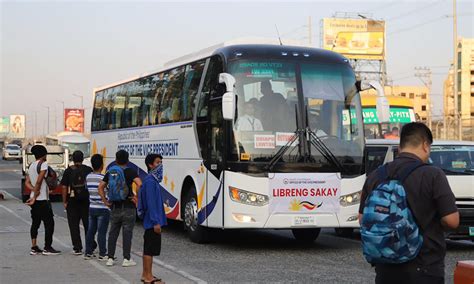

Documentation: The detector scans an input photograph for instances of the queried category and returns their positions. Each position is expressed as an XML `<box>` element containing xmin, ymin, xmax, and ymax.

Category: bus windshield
<box><xmin>228</xmin><ymin>59</ymin><xmax>364</xmax><ymax>173</ymax></box>
<box><xmin>430</xmin><ymin>145</ymin><xmax>474</xmax><ymax>175</ymax></box>
<box><xmin>62</xmin><ymin>142</ymin><xmax>90</xmax><ymax>158</ymax></box>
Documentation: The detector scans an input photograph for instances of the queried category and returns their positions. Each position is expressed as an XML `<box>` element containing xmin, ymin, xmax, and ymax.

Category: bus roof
<box><xmin>93</xmin><ymin>38</ymin><xmax>349</xmax><ymax>93</ymax></box>
<box><xmin>361</xmin><ymin>95</ymin><xmax>414</xmax><ymax>108</ymax></box>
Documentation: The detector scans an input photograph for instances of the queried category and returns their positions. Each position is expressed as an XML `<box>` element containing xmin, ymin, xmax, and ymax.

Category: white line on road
<box><xmin>0</xmin><ymin>203</ymin><xmax>130</xmax><ymax>284</ymax></box>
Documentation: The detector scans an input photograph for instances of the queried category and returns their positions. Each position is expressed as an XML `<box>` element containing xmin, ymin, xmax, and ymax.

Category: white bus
<box><xmin>91</xmin><ymin>39</ymin><xmax>369</xmax><ymax>243</ymax></box>
<box><xmin>46</xmin><ymin>131</ymin><xmax>91</xmax><ymax>159</ymax></box>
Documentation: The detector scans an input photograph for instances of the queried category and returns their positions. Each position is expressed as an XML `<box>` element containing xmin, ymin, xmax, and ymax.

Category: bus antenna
<box><xmin>274</xmin><ymin>24</ymin><xmax>283</xmax><ymax>45</ymax></box>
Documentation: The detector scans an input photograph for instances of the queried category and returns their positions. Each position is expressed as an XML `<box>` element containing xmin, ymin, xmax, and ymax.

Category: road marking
<box><xmin>0</xmin><ymin>204</ymin><xmax>130</xmax><ymax>284</ymax></box>
<box><xmin>131</xmin><ymin>249</ymin><xmax>207</xmax><ymax>284</ymax></box>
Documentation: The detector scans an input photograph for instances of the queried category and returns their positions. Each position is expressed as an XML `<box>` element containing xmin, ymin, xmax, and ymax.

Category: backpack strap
<box><xmin>398</xmin><ymin>162</ymin><xmax>428</xmax><ymax>183</ymax></box>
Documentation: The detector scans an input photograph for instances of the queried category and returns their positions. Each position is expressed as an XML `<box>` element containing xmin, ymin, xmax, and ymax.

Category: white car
<box><xmin>2</xmin><ymin>144</ymin><xmax>22</xmax><ymax>160</ymax></box>
<box><xmin>366</xmin><ymin>139</ymin><xmax>474</xmax><ymax>241</ymax></box>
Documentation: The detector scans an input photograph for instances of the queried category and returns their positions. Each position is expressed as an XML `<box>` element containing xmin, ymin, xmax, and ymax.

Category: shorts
<box><xmin>143</xmin><ymin>228</ymin><xmax>161</xmax><ymax>256</ymax></box>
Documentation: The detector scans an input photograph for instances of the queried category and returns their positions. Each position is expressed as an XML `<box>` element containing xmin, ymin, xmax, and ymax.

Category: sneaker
<box><xmin>122</xmin><ymin>258</ymin><xmax>137</xmax><ymax>267</ymax></box>
<box><xmin>98</xmin><ymin>255</ymin><xmax>108</xmax><ymax>261</ymax></box>
<box><xmin>106</xmin><ymin>258</ymin><xmax>115</xmax><ymax>266</ymax></box>
<box><xmin>72</xmin><ymin>249</ymin><xmax>82</xmax><ymax>255</ymax></box>
<box><xmin>83</xmin><ymin>254</ymin><xmax>96</xmax><ymax>260</ymax></box>
<box><xmin>30</xmin><ymin>246</ymin><xmax>43</xmax><ymax>255</ymax></box>
<box><xmin>42</xmin><ymin>247</ymin><xmax>61</xmax><ymax>255</ymax></box>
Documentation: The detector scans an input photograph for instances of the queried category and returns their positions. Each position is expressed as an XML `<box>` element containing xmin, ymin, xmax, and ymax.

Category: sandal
<box><xmin>141</xmin><ymin>276</ymin><xmax>161</xmax><ymax>283</ymax></box>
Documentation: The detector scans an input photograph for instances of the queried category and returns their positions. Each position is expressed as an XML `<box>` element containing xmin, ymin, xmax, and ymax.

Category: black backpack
<box><xmin>70</xmin><ymin>165</ymin><xmax>88</xmax><ymax>200</ymax></box>
<box><xmin>36</xmin><ymin>161</ymin><xmax>58</xmax><ymax>190</ymax></box>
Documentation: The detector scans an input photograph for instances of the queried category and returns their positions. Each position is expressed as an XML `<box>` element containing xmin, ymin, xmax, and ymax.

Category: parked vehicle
<box><xmin>366</xmin><ymin>139</ymin><xmax>474</xmax><ymax>241</ymax></box>
<box><xmin>2</xmin><ymin>144</ymin><xmax>22</xmax><ymax>160</ymax></box>
<box><xmin>21</xmin><ymin>145</ymin><xmax>69</xmax><ymax>202</ymax></box>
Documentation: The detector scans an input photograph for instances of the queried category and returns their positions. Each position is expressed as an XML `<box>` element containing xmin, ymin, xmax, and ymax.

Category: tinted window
<box><xmin>110</xmin><ymin>84</ymin><xmax>127</xmax><ymax>129</ymax></box>
<box><xmin>140</xmin><ymin>74</ymin><xmax>160</xmax><ymax>126</ymax></box>
<box><xmin>160</xmin><ymin>67</ymin><xmax>185</xmax><ymax>123</ymax></box>
<box><xmin>126</xmin><ymin>81</ymin><xmax>143</xmax><ymax>128</ymax></box>
<box><xmin>182</xmin><ymin>60</ymin><xmax>206</xmax><ymax>120</ymax></box>
<box><xmin>92</xmin><ymin>91</ymin><xmax>104</xmax><ymax>131</ymax></box>
<box><xmin>365</xmin><ymin>146</ymin><xmax>389</xmax><ymax>174</ymax></box>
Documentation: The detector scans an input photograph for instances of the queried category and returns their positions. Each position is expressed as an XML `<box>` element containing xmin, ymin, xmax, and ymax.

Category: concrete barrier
<box><xmin>454</xmin><ymin>260</ymin><xmax>474</xmax><ymax>284</ymax></box>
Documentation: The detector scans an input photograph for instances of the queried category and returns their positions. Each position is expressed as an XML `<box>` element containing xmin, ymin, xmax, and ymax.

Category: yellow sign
<box><xmin>323</xmin><ymin>18</ymin><xmax>385</xmax><ymax>60</ymax></box>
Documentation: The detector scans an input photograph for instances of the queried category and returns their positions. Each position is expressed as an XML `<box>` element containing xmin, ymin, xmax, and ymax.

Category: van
<box><xmin>366</xmin><ymin>139</ymin><xmax>474</xmax><ymax>241</ymax></box>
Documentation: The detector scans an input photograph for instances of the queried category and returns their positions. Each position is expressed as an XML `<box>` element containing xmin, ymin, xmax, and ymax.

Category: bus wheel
<box><xmin>291</xmin><ymin>228</ymin><xmax>321</xmax><ymax>243</ymax></box>
<box><xmin>334</xmin><ymin>228</ymin><xmax>354</xmax><ymax>238</ymax></box>
<box><xmin>183</xmin><ymin>188</ymin><xmax>209</xmax><ymax>243</ymax></box>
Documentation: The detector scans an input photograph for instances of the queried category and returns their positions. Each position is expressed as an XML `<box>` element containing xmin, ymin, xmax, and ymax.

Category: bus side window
<box><xmin>365</xmin><ymin>146</ymin><xmax>389</xmax><ymax>175</ymax></box>
<box><xmin>141</xmin><ymin>74</ymin><xmax>159</xmax><ymax>126</ymax></box>
<box><xmin>126</xmin><ymin>81</ymin><xmax>143</xmax><ymax>128</ymax></box>
<box><xmin>182</xmin><ymin>60</ymin><xmax>206</xmax><ymax>121</ymax></box>
<box><xmin>151</xmin><ymin>73</ymin><xmax>165</xmax><ymax>125</ymax></box>
<box><xmin>92</xmin><ymin>91</ymin><xmax>104</xmax><ymax>131</ymax></box>
<box><xmin>160</xmin><ymin>66</ymin><xmax>185</xmax><ymax>124</ymax></box>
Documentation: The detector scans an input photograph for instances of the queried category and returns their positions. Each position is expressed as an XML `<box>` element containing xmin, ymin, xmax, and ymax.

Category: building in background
<box><xmin>443</xmin><ymin>37</ymin><xmax>474</xmax><ymax>141</ymax></box>
<box><xmin>361</xmin><ymin>85</ymin><xmax>430</xmax><ymax>123</ymax></box>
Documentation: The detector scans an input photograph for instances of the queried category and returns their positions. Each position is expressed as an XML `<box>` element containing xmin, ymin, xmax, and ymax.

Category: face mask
<box><xmin>150</xmin><ymin>163</ymin><xmax>163</xmax><ymax>182</ymax></box>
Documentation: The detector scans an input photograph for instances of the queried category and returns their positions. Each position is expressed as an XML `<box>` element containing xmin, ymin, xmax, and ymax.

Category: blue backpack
<box><xmin>107</xmin><ymin>165</ymin><xmax>129</xmax><ymax>202</ymax></box>
<box><xmin>361</xmin><ymin>162</ymin><xmax>425</xmax><ymax>264</ymax></box>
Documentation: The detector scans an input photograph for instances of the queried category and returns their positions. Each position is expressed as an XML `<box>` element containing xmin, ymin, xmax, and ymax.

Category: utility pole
<box><xmin>42</xmin><ymin>106</ymin><xmax>50</xmax><ymax>134</ymax></box>
<box><xmin>453</xmin><ymin>0</ymin><xmax>460</xmax><ymax>140</ymax></box>
<box><xmin>308</xmin><ymin>16</ymin><xmax>312</xmax><ymax>46</ymax></box>
<box><xmin>57</xmin><ymin>100</ymin><xmax>65</xmax><ymax>131</ymax></box>
<box><xmin>414</xmin><ymin>67</ymin><xmax>433</xmax><ymax>131</ymax></box>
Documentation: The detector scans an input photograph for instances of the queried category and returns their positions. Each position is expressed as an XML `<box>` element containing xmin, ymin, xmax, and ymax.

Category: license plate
<box><xmin>469</xmin><ymin>227</ymin><xmax>474</xmax><ymax>237</ymax></box>
<box><xmin>292</xmin><ymin>216</ymin><xmax>315</xmax><ymax>227</ymax></box>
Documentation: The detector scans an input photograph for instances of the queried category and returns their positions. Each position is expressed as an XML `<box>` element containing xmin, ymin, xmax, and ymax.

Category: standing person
<box><xmin>359</xmin><ymin>122</ymin><xmax>459</xmax><ymax>284</ymax></box>
<box><xmin>61</xmin><ymin>150</ymin><xmax>93</xmax><ymax>255</ymax></box>
<box><xmin>25</xmin><ymin>145</ymin><xmax>61</xmax><ymax>255</ymax></box>
<box><xmin>98</xmin><ymin>150</ymin><xmax>142</xmax><ymax>267</ymax></box>
<box><xmin>138</xmin><ymin>154</ymin><xmax>167</xmax><ymax>284</ymax></box>
<box><xmin>84</xmin><ymin>154</ymin><xmax>110</xmax><ymax>260</ymax></box>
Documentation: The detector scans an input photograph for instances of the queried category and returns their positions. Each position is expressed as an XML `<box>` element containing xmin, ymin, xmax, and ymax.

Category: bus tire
<box><xmin>334</xmin><ymin>228</ymin><xmax>354</xmax><ymax>238</ymax></box>
<box><xmin>291</xmin><ymin>228</ymin><xmax>321</xmax><ymax>243</ymax></box>
<box><xmin>183</xmin><ymin>186</ymin><xmax>209</xmax><ymax>244</ymax></box>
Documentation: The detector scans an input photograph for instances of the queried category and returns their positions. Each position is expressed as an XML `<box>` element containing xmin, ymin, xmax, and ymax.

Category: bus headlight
<box><xmin>229</xmin><ymin>186</ymin><xmax>269</xmax><ymax>206</ymax></box>
<box><xmin>339</xmin><ymin>191</ymin><xmax>361</xmax><ymax>207</ymax></box>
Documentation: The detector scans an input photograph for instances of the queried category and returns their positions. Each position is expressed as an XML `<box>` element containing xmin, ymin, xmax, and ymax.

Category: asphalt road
<box><xmin>1</xmin><ymin>156</ymin><xmax>473</xmax><ymax>283</ymax></box>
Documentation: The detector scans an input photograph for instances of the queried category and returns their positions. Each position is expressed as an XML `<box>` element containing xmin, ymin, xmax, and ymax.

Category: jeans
<box><xmin>85</xmin><ymin>208</ymin><xmax>110</xmax><ymax>256</ymax></box>
<box><xmin>30</xmin><ymin>200</ymin><xmax>55</xmax><ymax>248</ymax></box>
<box><xmin>107</xmin><ymin>207</ymin><xmax>136</xmax><ymax>260</ymax></box>
<box><xmin>66</xmin><ymin>199</ymin><xmax>89</xmax><ymax>251</ymax></box>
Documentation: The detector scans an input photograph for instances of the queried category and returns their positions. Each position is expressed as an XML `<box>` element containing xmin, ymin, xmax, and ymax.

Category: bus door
<box><xmin>195</xmin><ymin>56</ymin><xmax>225</xmax><ymax>228</ymax></box>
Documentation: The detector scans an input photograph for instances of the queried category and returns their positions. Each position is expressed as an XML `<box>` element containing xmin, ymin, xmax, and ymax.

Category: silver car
<box><xmin>2</xmin><ymin>144</ymin><xmax>21</xmax><ymax>160</ymax></box>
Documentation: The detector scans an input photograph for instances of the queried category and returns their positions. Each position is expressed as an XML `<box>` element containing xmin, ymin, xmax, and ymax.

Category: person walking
<box><xmin>359</xmin><ymin>122</ymin><xmax>459</xmax><ymax>284</ymax></box>
<box><xmin>25</xmin><ymin>145</ymin><xmax>61</xmax><ymax>255</ymax></box>
<box><xmin>84</xmin><ymin>154</ymin><xmax>110</xmax><ymax>260</ymax></box>
<box><xmin>61</xmin><ymin>150</ymin><xmax>93</xmax><ymax>255</ymax></box>
<box><xmin>138</xmin><ymin>154</ymin><xmax>167</xmax><ymax>284</ymax></box>
<box><xmin>98</xmin><ymin>150</ymin><xmax>142</xmax><ymax>267</ymax></box>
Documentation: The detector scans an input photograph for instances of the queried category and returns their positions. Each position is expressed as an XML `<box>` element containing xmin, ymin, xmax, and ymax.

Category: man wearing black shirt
<box><xmin>359</xmin><ymin>122</ymin><xmax>459</xmax><ymax>284</ymax></box>
<box><xmin>98</xmin><ymin>150</ymin><xmax>142</xmax><ymax>267</ymax></box>
<box><xmin>61</xmin><ymin>150</ymin><xmax>93</xmax><ymax>255</ymax></box>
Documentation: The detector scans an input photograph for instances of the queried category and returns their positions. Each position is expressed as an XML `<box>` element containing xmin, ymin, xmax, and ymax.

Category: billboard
<box><xmin>0</xmin><ymin>117</ymin><xmax>9</xmax><ymax>134</ymax></box>
<box><xmin>322</xmin><ymin>18</ymin><xmax>385</xmax><ymax>60</ymax></box>
<box><xmin>9</xmin><ymin>115</ymin><xmax>26</xmax><ymax>139</ymax></box>
<box><xmin>64</xmin><ymin>108</ymin><xmax>85</xmax><ymax>133</ymax></box>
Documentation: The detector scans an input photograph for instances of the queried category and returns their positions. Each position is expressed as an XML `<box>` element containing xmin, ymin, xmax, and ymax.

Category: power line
<box><xmin>386</xmin><ymin>0</ymin><xmax>444</xmax><ymax>21</ymax></box>
<box><xmin>365</xmin><ymin>0</ymin><xmax>399</xmax><ymax>13</ymax></box>
<box><xmin>388</xmin><ymin>15</ymin><xmax>448</xmax><ymax>35</ymax></box>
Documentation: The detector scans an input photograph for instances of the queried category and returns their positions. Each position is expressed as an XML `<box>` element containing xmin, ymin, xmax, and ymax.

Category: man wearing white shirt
<box><xmin>26</xmin><ymin>145</ymin><xmax>61</xmax><ymax>255</ymax></box>
<box><xmin>235</xmin><ymin>101</ymin><xmax>263</xmax><ymax>131</ymax></box>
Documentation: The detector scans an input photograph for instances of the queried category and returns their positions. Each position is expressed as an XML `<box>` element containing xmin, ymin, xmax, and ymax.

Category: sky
<box><xmin>1</xmin><ymin>0</ymin><xmax>473</xmax><ymax>137</ymax></box>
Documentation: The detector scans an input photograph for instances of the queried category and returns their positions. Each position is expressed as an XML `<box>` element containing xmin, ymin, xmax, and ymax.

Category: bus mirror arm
<box><xmin>356</xmin><ymin>80</ymin><xmax>390</xmax><ymax>123</ymax></box>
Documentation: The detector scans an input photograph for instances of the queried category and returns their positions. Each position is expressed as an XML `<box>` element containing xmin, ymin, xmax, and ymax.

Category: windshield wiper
<box><xmin>306</xmin><ymin>128</ymin><xmax>345</xmax><ymax>174</ymax></box>
<box><xmin>265</xmin><ymin>129</ymin><xmax>303</xmax><ymax>172</ymax></box>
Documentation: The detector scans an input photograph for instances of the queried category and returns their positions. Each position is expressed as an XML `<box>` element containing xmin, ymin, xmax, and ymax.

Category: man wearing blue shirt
<box><xmin>138</xmin><ymin>154</ymin><xmax>167</xmax><ymax>284</ymax></box>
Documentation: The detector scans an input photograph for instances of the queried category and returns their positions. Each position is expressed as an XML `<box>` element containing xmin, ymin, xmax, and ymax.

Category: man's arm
<box><xmin>60</xmin><ymin>168</ymin><xmax>69</xmax><ymax>209</ymax></box>
<box><xmin>26</xmin><ymin>170</ymin><xmax>46</xmax><ymax>205</ymax></box>
<box><xmin>133</xmin><ymin>177</ymin><xmax>142</xmax><ymax>191</ymax></box>
<box><xmin>98</xmin><ymin>181</ymin><xmax>110</xmax><ymax>207</ymax></box>
<box><xmin>62</xmin><ymin>185</ymin><xmax>68</xmax><ymax>208</ymax></box>
<box><xmin>25</xmin><ymin>175</ymin><xmax>34</xmax><ymax>191</ymax></box>
<box><xmin>441</xmin><ymin>212</ymin><xmax>460</xmax><ymax>229</ymax></box>
<box><xmin>145</xmin><ymin>181</ymin><xmax>162</xmax><ymax>234</ymax></box>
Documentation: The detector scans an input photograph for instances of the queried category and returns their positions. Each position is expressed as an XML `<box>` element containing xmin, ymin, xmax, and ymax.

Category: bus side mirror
<box><xmin>356</xmin><ymin>79</ymin><xmax>390</xmax><ymax>123</ymax></box>
<box><xmin>219</xmin><ymin>73</ymin><xmax>236</xmax><ymax>121</ymax></box>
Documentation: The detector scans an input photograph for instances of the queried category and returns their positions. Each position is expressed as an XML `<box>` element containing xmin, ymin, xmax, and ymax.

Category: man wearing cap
<box><xmin>25</xmin><ymin>145</ymin><xmax>61</xmax><ymax>255</ymax></box>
